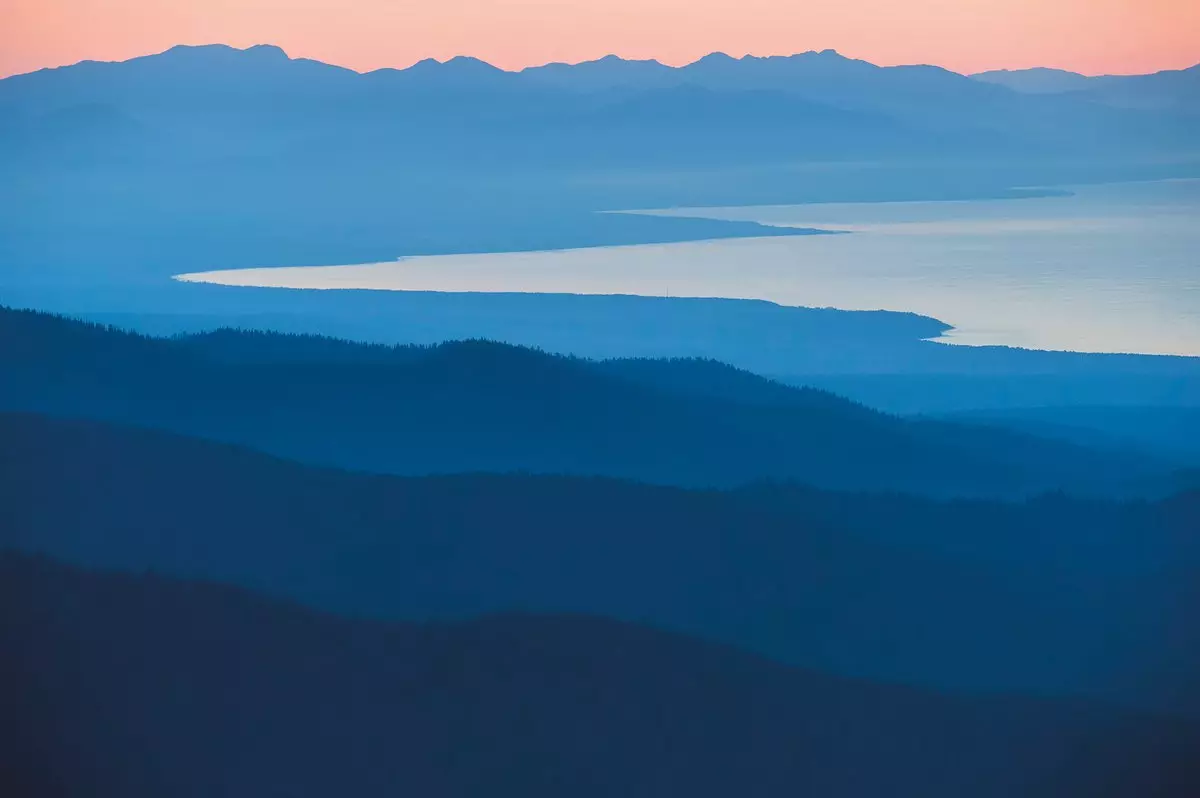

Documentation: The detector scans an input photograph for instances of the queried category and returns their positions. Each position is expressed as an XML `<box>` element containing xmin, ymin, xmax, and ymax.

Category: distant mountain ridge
<box><xmin>971</xmin><ymin>63</ymin><xmax>1200</xmax><ymax>110</ymax></box>
<box><xmin>6</xmin><ymin>43</ymin><xmax>1194</xmax><ymax>114</ymax></box>
<box><xmin>3</xmin><ymin>42</ymin><xmax>1194</xmax><ymax>147</ymax></box>
<box><xmin>3</xmin><ymin>41</ymin><xmax>1196</xmax><ymax>294</ymax></box>
<box><xmin>11</xmin><ymin>42</ymin><xmax>1194</xmax><ymax>88</ymax></box>
<box><xmin>971</xmin><ymin>67</ymin><xmax>1096</xmax><ymax>94</ymax></box>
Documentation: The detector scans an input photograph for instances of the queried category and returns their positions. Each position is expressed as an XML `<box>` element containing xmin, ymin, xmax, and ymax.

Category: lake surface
<box><xmin>177</xmin><ymin>179</ymin><xmax>1200</xmax><ymax>356</ymax></box>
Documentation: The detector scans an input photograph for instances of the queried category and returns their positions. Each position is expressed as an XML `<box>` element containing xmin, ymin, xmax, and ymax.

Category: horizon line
<box><xmin>6</xmin><ymin>41</ymin><xmax>1198</xmax><ymax>82</ymax></box>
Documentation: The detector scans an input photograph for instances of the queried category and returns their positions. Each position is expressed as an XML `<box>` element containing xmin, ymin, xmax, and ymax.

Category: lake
<box><xmin>177</xmin><ymin>179</ymin><xmax>1200</xmax><ymax>356</ymax></box>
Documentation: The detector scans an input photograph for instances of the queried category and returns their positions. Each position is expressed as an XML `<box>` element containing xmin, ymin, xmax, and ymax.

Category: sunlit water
<box><xmin>177</xmin><ymin>179</ymin><xmax>1200</xmax><ymax>356</ymax></box>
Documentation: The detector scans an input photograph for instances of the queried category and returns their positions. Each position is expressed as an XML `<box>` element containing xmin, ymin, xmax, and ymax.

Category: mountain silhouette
<box><xmin>522</xmin><ymin>53</ymin><xmax>677</xmax><ymax>90</ymax></box>
<box><xmin>971</xmin><ymin>67</ymin><xmax>1095</xmax><ymax>94</ymax></box>
<box><xmin>6</xmin><ymin>550</ymin><xmax>1197</xmax><ymax>798</ymax></box>
<box><xmin>973</xmin><ymin>63</ymin><xmax>1200</xmax><ymax>111</ymax></box>
<box><xmin>3</xmin><ymin>43</ymin><xmax>1192</xmax><ymax>166</ymax></box>
<box><xmin>0</xmin><ymin>307</ymin><xmax>1183</xmax><ymax>498</ymax></box>
<box><xmin>3</xmin><ymin>43</ymin><xmax>1195</xmax><ymax>295</ymax></box>
<box><xmin>3</xmin><ymin>411</ymin><xmax>1197</xmax><ymax>713</ymax></box>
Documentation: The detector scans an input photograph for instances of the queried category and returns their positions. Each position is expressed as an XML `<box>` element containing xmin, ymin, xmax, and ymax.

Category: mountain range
<box><xmin>5</xmin><ymin>404</ymin><xmax>1200</xmax><ymax>717</ymax></box>
<box><xmin>6</xmin><ymin>44</ymin><xmax>1196</xmax><ymax>119</ymax></box>
<box><xmin>3</xmin><ymin>43</ymin><xmax>1196</xmax><ymax>291</ymax></box>
<box><xmin>1</xmin><ymin>307</ymin><xmax>1189</xmax><ymax>498</ymax></box>
<box><xmin>3</xmin><ymin>43</ymin><xmax>1194</xmax><ymax>168</ymax></box>
<box><xmin>972</xmin><ymin>63</ymin><xmax>1200</xmax><ymax>110</ymax></box>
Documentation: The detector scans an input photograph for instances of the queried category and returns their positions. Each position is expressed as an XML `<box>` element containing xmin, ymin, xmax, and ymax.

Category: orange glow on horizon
<box><xmin>2</xmin><ymin>0</ymin><xmax>1197</xmax><ymax>79</ymax></box>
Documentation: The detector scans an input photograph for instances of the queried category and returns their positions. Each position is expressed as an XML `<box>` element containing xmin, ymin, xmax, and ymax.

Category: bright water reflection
<box><xmin>177</xmin><ymin>179</ymin><xmax>1200</xmax><ymax>356</ymax></box>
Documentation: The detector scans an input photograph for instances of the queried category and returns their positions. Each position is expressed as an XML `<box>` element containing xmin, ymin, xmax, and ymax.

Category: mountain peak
<box><xmin>970</xmin><ymin>66</ymin><xmax>1094</xmax><ymax>94</ymax></box>
<box><xmin>160</xmin><ymin>43</ymin><xmax>290</xmax><ymax>61</ymax></box>
<box><xmin>690</xmin><ymin>52</ymin><xmax>739</xmax><ymax>66</ymax></box>
<box><xmin>244</xmin><ymin>44</ymin><xmax>290</xmax><ymax>60</ymax></box>
<box><xmin>444</xmin><ymin>55</ymin><xmax>503</xmax><ymax>71</ymax></box>
<box><xmin>404</xmin><ymin>55</ymin><xmax>503</xmax><ymax>76</ymax></box>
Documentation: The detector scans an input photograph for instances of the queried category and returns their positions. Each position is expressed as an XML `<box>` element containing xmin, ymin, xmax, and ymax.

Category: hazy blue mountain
<box><xmin>789</xmin><ymin>370</ymin><xmax>1200</xmax><ymax>414</ymax></box>
<box><xmin>0</xmin><ymin>308</ymin><xmax>1185</xmax><ymax>498</ymax></box>
<box><xmin>2</xmin><ymin>43</ymin><xmax>1192</xmax><ymax>171</ymax></box>
<box><xmin>0</xmin><ymin>43</ymin><xmax>355</xmax><ymax>114</ymax></box>
<box><xmin>1083</xmin><ymin>64</ymin><xmax>1200</xmax><ymax>111</ymax></box>
<box><xmin>938</xmin><ymin>405</ymin><xmax>1200</xmax><ymax>466</ymax></box>
<box><xmin>672</xmin><ymin>50</ymin><xmax>1023</xmax><ymax>133</ymax></box>
<box><xmin>971</xmin><ymin>67</ymin><xmax>1095</xmax><ymax>94</ymax></box>
<box><xmin>6</xmin><ymin>551</ymin><xmax>1197</xmax><ymax>798</ymax></box>
<box><xmin>550</xmin><ymin>50</ymin><xmax>1199</xmax><ymax>121</ymax></box>
<box><xmin>525</xmin><ymin>48</ymin><xmax>1012</xmax><ymax>123</ymax></box>
<box><xmin>972</xmin><ymin>63</ymin><xmax>1200</xmax><ymax>111</ymax></box>
<box><xmin>522</xmin><ymin>53</ymin><xmax>678</xmax><ymax>90</ymax></box>
<box><xmin>3</xmin><ymin>42</ymin><xmax>1195</xmax><ymax>299</ymax></box>
<box><xmin>526</xmin><ymin>48</ymin><xmax>1001</xmax><ymax>126</ymax></box>
<box><xmin>380</xmin><ymin>54</ymin><xmax>511</xmax><ymax>83</ymax></box>
<box><xmin>565</xmin><ymin>83</ymin><xmax>928</xmax><ymax>161</ymax></box>
<box><xmin>3</xmin><ymin>412</ymin><xmax>1198</xmax><ymax>715</ymax></box>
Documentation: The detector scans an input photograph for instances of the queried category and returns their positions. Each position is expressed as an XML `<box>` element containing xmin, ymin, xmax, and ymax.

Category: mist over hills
<box><xmin>6</xmin><ymin>550</ymin><xmax>1197</xmax><ymax>797</ymax></box>
<box><xmin>3</xmin><ymin>411</ymin><xmax>1198</xmax><ymax>716</ymax></box>
<box><xmin>938</xmin><ymin>405</ymin><xmax>1200</xmax><ymax>468</ymax></box>
<box><xmin>0</xmin><ymin>307</ymin><xmax>1185</xmax><ymax>498</ymax></box>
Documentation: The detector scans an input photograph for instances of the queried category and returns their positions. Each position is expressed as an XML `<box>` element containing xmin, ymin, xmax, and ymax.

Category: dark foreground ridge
<box><xmin>3</xmin><ymin>550</ymin><xmax>1198</xmax><ymax>798</ymax></box>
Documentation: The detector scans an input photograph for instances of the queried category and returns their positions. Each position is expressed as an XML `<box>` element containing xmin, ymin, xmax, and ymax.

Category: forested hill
<box><xmin>0</xmin><ymin>307</ymin><xmax>1184</xmax><ymax>498</ymax></box>
<box><xmin>3</xmin><ymin>411</ymin><xmax>1197</xmax><ymax>714</ymax></box>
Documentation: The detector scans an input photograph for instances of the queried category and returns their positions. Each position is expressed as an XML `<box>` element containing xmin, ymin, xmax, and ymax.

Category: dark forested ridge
<box><xmin>0</xmin><ymin>306</ymin><xmax>1186</xmax><ymax>498</ymax></box>
<box><xmin>3</xmin><ymin>411</ymin><xmax>1197</xmax><ymax>715</ymax></box>
<box><xmin>3</xmin><ymin>550</ymin><xmax>1197</xmax><ymax>798</ymax></box>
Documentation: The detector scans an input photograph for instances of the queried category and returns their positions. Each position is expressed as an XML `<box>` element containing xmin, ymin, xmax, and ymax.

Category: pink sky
<box><xmin>2</xmin><ymin>0</ymin><xmax>1198</xmax><ymax>79</ymax></box>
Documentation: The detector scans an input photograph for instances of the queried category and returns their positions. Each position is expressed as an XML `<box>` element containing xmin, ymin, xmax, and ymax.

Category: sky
<box><xmin>2</xmin><ymin>0</ymin><xmax>1198</xmax><ymax>79</ymax></box>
